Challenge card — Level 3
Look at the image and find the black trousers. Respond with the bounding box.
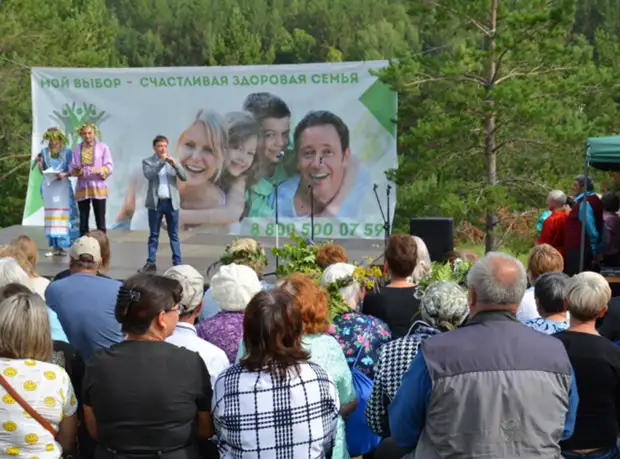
[78,199,106,236]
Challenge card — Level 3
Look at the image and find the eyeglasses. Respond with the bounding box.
[165,304,185,316]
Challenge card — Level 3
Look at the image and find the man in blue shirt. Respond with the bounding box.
[46,236,122,361]
[388,252,579,458]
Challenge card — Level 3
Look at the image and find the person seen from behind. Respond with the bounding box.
[45,236,122,361]
[322,263,391,379]
[316,243,349,270]
[83,273,217,459]
[164,264,229,385]
[539,190,569,256]
[366,281,469,441]
[556,272,620,459]
[212,289,340,458]
[197,263,261,363]
[52,230,111,281]
[523,271,570,334]
[0,292,78,458]
[518,243,564,322]
[10,234,50,298]
[200,238,270,320]
[389,252,578,458]
[601,193,620,266]
[363,234,421,339]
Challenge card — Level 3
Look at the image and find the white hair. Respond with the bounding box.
[411,236,431,282]
[466,252,527,307]
[547,190,567,206]
[320,262,359,308]
[0,258,33,291]
[565,272,611,322]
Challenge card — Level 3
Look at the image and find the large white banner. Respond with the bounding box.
[26,62,397,239]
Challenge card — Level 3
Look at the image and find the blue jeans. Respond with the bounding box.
[563,443,620,459]
[147,199,181,265]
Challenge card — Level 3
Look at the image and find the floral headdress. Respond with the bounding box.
[41,128,68,145]
[75,122,100,138]
[325,264,384,321]
[207,238,268,279]
[414,258,473,300]
[272,233,328,279]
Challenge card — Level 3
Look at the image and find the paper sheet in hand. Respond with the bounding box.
[42,168,59,185]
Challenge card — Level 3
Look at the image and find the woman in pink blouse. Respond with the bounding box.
[71,123,114,236]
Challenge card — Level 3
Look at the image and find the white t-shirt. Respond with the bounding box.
[0,359,77,459]
[30,277,50,300]
[517,287,540,322]
[157,165,170,199]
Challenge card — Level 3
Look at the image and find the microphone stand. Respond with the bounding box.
[373,184,392,275]
[308,184,315,241]
[273,182,280,272]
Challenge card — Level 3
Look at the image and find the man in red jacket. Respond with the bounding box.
[564,175,604,275]
[539,190,569,256]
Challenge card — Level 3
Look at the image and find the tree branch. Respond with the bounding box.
[0,161,29,182]
[497,177,551,190]
[424,0,492,36]
[404,74,484,87]
[0,154,31,161]
[495,66,575,84]
[492,138,555,153]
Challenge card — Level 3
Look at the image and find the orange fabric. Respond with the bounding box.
[539,210,568,256]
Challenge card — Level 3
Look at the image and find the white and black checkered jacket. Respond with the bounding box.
[213,362,340,458]
[365,321,441,437]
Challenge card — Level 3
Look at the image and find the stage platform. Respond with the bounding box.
[0,226,384,281]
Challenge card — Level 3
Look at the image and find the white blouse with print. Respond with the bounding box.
[0,359,77,459]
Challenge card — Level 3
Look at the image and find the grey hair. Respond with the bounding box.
[534,272,569,314]
[575,175,594,192]
[565,272,611,322]
[411,236,431,282]
[420,281,469,330]
[0,258,33,290]
[320,262,359,308]
[547,190,567,206]
[466,252,527,307]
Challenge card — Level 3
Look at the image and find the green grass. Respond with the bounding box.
[456,244,529,265]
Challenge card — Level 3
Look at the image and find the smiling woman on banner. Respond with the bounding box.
[35,128,80,257]
[277,111,371,219]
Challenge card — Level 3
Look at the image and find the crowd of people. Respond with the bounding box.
[0,204,619,458]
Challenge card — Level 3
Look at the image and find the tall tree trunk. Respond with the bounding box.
[484,0,499,253]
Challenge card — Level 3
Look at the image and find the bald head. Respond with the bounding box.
[467,252,527,311]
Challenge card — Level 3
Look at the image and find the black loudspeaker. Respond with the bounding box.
[409,217,455,263]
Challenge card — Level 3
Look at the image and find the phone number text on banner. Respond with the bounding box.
[240,219,386,239]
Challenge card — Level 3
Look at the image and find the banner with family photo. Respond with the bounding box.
[25,61,397,239]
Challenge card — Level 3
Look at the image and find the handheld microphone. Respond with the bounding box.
[276,151,285,160]
[373,183,378,191]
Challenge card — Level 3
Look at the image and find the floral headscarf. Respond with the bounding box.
[420,281,469,331]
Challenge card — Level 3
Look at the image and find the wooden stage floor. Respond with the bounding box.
[0,226,384,281]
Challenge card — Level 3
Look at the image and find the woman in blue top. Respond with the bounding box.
[35,128,80,256]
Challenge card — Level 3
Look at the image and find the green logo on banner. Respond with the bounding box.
[359,80,397,138]
[24,103,108,219]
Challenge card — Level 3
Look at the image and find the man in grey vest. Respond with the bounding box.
[389,252,579,458]
[139,135,187,272]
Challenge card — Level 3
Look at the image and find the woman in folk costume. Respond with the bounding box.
[35,128,80,257]
[71,122,114,235]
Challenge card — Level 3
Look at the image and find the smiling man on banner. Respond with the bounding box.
[276,110,371,219]
[139,135,188,273]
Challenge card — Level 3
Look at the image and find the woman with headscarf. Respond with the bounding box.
[365,281,469,440]
[322,263,391,379]
[35,127,80,256]
[196,264,261,363]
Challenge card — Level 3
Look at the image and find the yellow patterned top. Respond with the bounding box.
[80,145,94,166]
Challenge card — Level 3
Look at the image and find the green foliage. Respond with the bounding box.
[415,259,473,299]
[271,233,326,278]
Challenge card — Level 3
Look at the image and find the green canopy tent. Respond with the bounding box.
[580,135,620,271]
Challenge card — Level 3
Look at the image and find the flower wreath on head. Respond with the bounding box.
[325,264,384,321]
[41,128,68,145]
[75,122,100,138]
[207,239,269,277]
[414,258,473,300]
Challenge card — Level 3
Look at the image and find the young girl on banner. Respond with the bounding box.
[34,128,80,257]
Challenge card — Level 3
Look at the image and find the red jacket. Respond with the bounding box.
[539,210,568,256]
